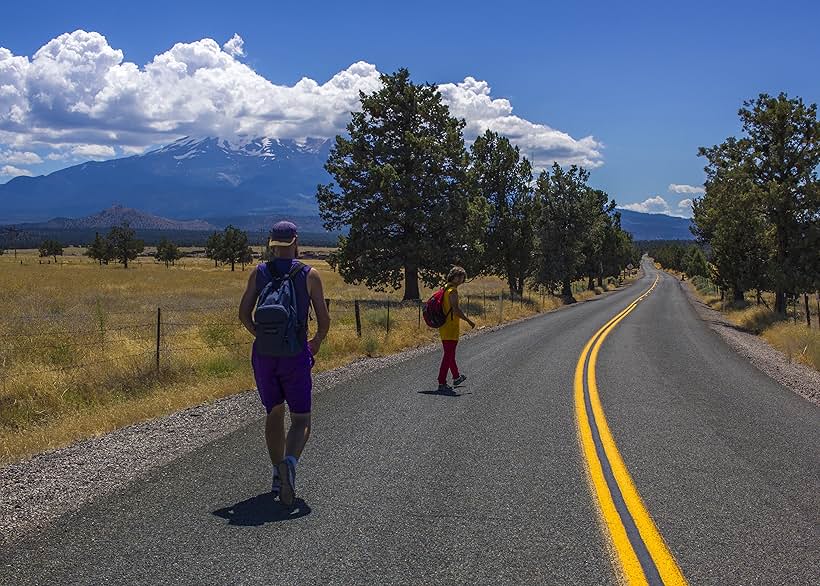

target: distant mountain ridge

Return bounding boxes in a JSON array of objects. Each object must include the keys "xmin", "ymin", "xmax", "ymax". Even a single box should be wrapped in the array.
[
  {"xmin": 29, "ymin": 205, "xmax": 218, "ymax": 231},
  {"xmin": 0, "ymin": 136, "xmax": 333, "ymax": 223},
  {"xmin": 616, "ymin": 209, "xmax": 694, "ymax": 240},
  {"xmin": 0, "ymin": 134, "xmax": 695, "ymax": 240}
]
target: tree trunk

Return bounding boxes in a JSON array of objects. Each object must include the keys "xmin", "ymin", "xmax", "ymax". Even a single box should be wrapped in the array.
[
  {"xmin": 756, "ymin": 289, "xmax": 762, "ymax": 305},
  {"xmin": 775, "ymin": 289, "xmax": 786, "ymax": 315},
  {"xmin": 733, "ymin": 287, "xmax": 745, "ymax": 303},
  {"xmin": 123, "ymin": 258, "xmax": 128, "ymax": 269},
  {"xmin": 588, "ymin": 276, "xmax": 595, "ymax": 291},
  {"xmin": 805, "ymin": 293, "xmax": 811, "ymax": 328},
  {"xmin": 230, "ymin": 259, "xmax": 235, "ymax": 272},
  {"xmin": 403, "ymin": 264, "xmax": 420, "ymax": 301}
]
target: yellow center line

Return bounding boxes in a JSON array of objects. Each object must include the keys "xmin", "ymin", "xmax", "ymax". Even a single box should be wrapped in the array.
[{"xmin": 575, "ymin": 275, "xmax": 688, "ymax": 585}]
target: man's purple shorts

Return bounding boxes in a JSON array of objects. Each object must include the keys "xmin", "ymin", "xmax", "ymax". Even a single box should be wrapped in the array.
[{"xmin": 251, "ymin": 343, "xmax": 313, "ymax": 414}]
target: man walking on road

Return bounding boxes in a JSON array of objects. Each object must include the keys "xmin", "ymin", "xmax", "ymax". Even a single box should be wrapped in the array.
[
  {"xmin": 438, "ymin": 266, "xmax": 475, "ymax": 392},
  {"xmin": 239, "ymin": 221, "xmax": 330, "ymax": 506}
]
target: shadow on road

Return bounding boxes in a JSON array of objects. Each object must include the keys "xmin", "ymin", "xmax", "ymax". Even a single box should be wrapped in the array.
[
  {"xmin": 213, "ymin": 493, "xmax": 311, "ymax": 526},
  {"xmin": 417, "ymin": 388, "xmax": 470, "ymax": 397}
]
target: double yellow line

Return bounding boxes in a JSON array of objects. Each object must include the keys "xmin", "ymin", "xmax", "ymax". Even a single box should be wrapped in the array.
[{"xmin": 574, "ymin": 275, "xmax": 688, "ymax": 585}]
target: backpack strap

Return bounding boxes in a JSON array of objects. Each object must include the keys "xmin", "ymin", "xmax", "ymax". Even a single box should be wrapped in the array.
[{"xmin": 286, "ymin": 261, "xmax": 306, "ymax": 281}]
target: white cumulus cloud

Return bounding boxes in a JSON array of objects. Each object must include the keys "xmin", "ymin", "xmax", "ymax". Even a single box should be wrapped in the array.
[
  {"xmin": 222, "ymin": 34, "xmax": 245, "ymax": 58},
  {"xmin": 621, "ymin": 196, "xmax": 671, "ymax": 214},
  {"xmin": 0, "ymin": 149, "xmax": 42, "ymax": 165},
  {"xmin": 71, "ymin": 144, "xmax": 116, "ymax": 158},
  {"xmin": 0, "ymin": 164, "xmax": 33, "ymax": 178},
  {"xmin": 0, "ymin": 30, "xmax": 604, "ymax": 170},
  {"xmin": 677, "ymin": 198, "xmax": 693, "ymax": 209},
  {"xmin": 668, "ymin": 183, "xmax": 705, "ymax": 194},
  {"xmin": 438, "ymin": 77, "xmax": 603, "ymax": 169}
]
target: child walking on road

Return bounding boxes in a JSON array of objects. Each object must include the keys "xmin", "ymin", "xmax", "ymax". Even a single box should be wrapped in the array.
[
  {"xmin": 239, "ymin": 221, "xmax": 331, "ymax": 506},
  {"xmin": 438, "ymin": 266, "xmax": 475, "ymax": 392}
]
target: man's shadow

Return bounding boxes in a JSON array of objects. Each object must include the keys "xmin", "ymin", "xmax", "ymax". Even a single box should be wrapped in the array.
[{"xmin": 213, "ymin": 493, "xmax": 311, "ymax": 526}]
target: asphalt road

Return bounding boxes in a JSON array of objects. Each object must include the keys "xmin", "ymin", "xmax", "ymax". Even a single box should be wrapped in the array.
[{"xmin": 2, "ymin": 261, "xmax": 818, "ymax": 585}]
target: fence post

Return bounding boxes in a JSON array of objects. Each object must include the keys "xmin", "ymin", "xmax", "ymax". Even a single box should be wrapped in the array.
[
  {"xmin": 354, "ymin": 300, "xmax": 362, "ymax": 337},
  {"xmin": 386, "ymin": 299, "xmax": 390, "ymax": 334},
  {"xmin": 482, "ymin": 290, "xmax": 486, "ymax": 316},
  {"xmin": 499, "ymin": 291, "xmax": 503, "ymax": 324},
  {"xmin": 805, "ymin": 293, "xmax": 811, "ymax": 329},
  {"xmin": 155, "ymin": 307, "xmax": 161, "ymax": 373}
]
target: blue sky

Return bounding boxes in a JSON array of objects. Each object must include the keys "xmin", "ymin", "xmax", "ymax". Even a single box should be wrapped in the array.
[{"xmin": 1, "ymin": 0, "xmax": 818, "ymax": 216}]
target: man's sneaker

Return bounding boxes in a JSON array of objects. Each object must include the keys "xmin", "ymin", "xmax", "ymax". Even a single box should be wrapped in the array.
[
  {"xmin": 271, "ymin": 469, "xmax": 281, "ymax": 499},
  {"xmin": 437, "ymin": 383, "xmax": 454, "ymax": 392},
  {"xmin": 277, "ymin": 459, "xmax": 297, "ymax": 506},
  {"xmin": 453, "ymin": 374, "xmax": 467, "ymax": 387}
]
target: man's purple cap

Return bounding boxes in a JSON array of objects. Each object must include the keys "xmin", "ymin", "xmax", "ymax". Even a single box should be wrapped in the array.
[{"xmin": 269, "ymin": 220, "xmax": 298, "ymax": 247}]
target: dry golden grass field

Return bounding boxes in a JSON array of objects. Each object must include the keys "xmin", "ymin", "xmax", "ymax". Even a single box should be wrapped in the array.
[
  {"xmin": 685, "ymin": 274, "xmax": 820, "ymax": 371},
  {"xmin": 0, "ymin": 247, "xmax": 624, "ymax": 464}
]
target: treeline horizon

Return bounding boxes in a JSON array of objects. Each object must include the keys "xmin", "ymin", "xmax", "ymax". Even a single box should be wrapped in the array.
[
  {"xmin": 317, "ymin": 69, "xmax": 641, "ymax": 300},
  {"xmin": 650, "ymin": 93, "xmax": 819, "ymax": 316}
]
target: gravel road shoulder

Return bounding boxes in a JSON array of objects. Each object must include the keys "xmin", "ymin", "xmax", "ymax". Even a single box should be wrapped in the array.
[{"xmin": 679, "ymin": 278, "xmax": 820, "ymax": 406}]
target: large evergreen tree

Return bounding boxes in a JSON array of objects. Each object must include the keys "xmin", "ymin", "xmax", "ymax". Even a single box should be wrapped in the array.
[
  {"xmin": 85, "ymin": 232, "xmax": 113, "ymax": 265},
  {"xmin": 737, "ymin": 93, "xmax": 819, "ymax": 313},
  {"xmin": 535, "ymin": 164, "xmax": 606, "ymax": 298},
  {"xmin": 205, "ymin": 232, "xmax": 224, "ymax": 268},
  {"xmin": 317, "ymin": 69, "xmax": 482, "ymax": 300},
  {"xmin": 107, "ymin": 224, "xmax": 144, "ymax": 269},
  {"xmin": 469, "ymin": 130, "xmax": 538, "ymax": 296},
  {"xmin": 155, "ymin": 237, "xmax": 182, "ymax": 268},
  {"xmin": 38, "ymin": 239, "xmax": 63, "ymax": 263},
  {"xmin": 694, "ymin": 137, "xmax": 770, "ymax": 301},
  {"xmin": 220, "ymin": 225, "xmax": 250, "ymax": 272}
]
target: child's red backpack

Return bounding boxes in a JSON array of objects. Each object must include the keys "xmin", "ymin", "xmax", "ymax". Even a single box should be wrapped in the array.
[{"xmin": 423, "ymin": 288, "xmax": 452, "ymax": 328}]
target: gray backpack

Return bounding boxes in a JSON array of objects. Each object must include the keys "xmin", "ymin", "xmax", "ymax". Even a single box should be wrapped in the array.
[{"xmin": 254, "ymin": 261, "xmax": 307, "ymax": 357}]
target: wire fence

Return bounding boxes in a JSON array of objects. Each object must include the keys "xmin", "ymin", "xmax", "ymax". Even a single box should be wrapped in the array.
[
  {"xmin": 688, "ymin": 275, "xmax": 820, "ymax": 329},
  {"xmin": 0, "ymin": 271, "xmax": 640, "ymax": 388},
  {"xmin": 0, "ymin": 288, "xmax": 563, "ymax": 384}
]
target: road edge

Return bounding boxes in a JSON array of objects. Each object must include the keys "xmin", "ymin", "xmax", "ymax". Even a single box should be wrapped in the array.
[{"xmin": 675, "ymin": 275, "xmax": 819, "ymax": 406}]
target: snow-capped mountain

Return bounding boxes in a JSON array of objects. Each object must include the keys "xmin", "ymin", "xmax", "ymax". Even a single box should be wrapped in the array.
[{"xmin": 0, "ymin": 137, "xmax": 333, "ymax": 223}]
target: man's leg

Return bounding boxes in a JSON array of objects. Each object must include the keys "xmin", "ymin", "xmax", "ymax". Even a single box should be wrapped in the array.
[
  {"xmin": 265, "ymin": 403, "xmax": 287, "ymax": 466},
  {"xmin": 286, "ymin": 412, "xmax": 311, "ymax": 459},
  {"xmin": 277, "ymin": 349, "xmax": 313, "ymax": 505}
]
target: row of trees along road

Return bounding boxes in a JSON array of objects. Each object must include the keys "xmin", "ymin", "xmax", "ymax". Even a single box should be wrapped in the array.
[
  {"xmin": 644, "ymin": 241, "xmax": 709, "ymax": 279},
  {"xmin": 318, "ymin": 69, "xmax": 639, "ymax": 301},
  {"xmin": 693, "ymin": 93, "xmax": 819, "ymax": 314}
]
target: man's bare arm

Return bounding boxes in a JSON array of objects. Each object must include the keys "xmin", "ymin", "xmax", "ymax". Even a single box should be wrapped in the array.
[
  {"xmin": 307, "ymin": 268, "xmax": 331, "ymax": 354},
  {"xmin": 238, "ymin": 267, "xmax": 258, "ymax": 337}
]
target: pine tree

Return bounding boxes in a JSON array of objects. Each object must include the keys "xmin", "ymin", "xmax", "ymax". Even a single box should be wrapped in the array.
[
  {"xmin": 535, "ymin": 164, "xmax": 603, "ymax": 298},
  {"xmin": 107, "ymin": 223, "xmax": 144, "ymax": 269},
  {"xmin": 220, "ymin": 225, "xmax": 250, "ymax": 272},
  {"xmin": 155, "ymin": 237, "xmax": 182, "ymax": 268},
  {"xmin": 205, "ymin": 232, "xmax": 225, "ymax": 268},
  {"xmin": 469, "ymin": 130, "xmax": 538, "ymax": 296},
  {"xmin": 38, "ymin": 239, "xmax": 63, "ymax": 263},
  {"xmin": 317, "ymin": 68, "xmax": 483, "ymax": 300}
]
